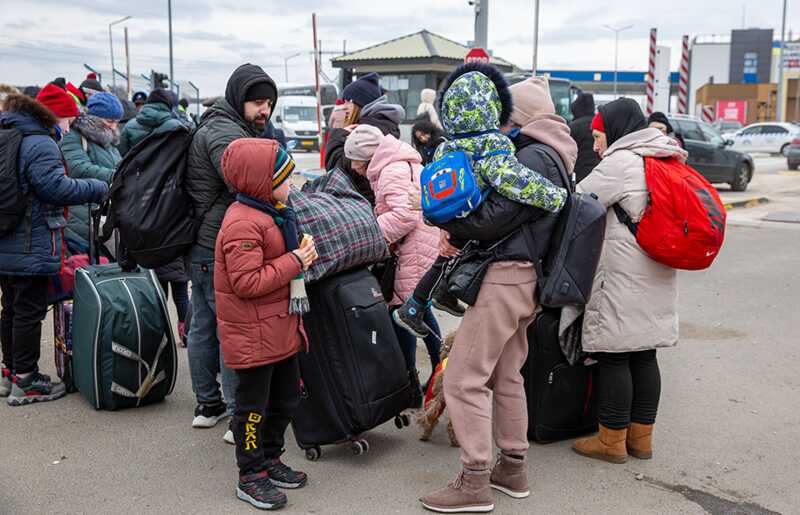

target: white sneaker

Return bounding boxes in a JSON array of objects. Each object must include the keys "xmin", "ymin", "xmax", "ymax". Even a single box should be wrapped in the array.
[
  {"xmin": 192, "ymin": 403, "xmax": 229, "ymax": 428},
  {"xmin": 224, "ymin": 429, "xmax": 235, "ymax": 445}
]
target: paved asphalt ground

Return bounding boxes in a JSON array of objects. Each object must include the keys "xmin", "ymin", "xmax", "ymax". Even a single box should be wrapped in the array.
[{"xmin": 1, "ymin": 156, "xmax": 798, "ymax": 514}]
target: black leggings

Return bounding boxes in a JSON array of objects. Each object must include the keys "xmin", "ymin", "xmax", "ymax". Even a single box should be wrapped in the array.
[
  {"xmin": 411, "ymin": 256, "xmax": 448, "ymax": 305},
  {"xmin": 159, "ymin": 280, "xmax": 190, "ymax": 322},
  {"xmin": 594, "ymin": 350, "xmax": 661, "ymax": 430}
]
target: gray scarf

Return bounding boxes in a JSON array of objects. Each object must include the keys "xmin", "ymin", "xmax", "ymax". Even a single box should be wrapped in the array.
[{"xmin": 73, "ymin": 113, "xmax": 119, "ymax": 147}]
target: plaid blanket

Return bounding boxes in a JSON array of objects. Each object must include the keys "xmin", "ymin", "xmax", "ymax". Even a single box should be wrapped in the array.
[{"xmin": 292, "ymin": 168, "xmax": 389, "ymax": 283}]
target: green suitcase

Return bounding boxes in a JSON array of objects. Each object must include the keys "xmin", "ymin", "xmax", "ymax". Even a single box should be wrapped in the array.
[{"xmin": 71, "ymin": 264, "xmax": 178, "ymax": 410}]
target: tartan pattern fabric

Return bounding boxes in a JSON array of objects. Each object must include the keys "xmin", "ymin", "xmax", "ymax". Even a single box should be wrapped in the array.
[{"xmin": 292, "ymin": 168, "xmax": 389, "ymax": 283}]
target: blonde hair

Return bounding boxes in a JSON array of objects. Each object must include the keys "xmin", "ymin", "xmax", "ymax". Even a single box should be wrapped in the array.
[{"xmin": 344, "ymin": 105, "xmax": 361, "ymax": 126}]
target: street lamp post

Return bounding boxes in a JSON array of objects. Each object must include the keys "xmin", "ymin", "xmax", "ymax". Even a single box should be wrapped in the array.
[
  {"xmin": 284, "ymin": 52, "xmax": 304, "ymax": 82},
  {"xmin": 775, "ymin": 0, "xmax": 787, "ymax": 121},
  {"xmin": 532, "ymin": 0, "xmax": 540, "ymax": 74},
  {"xmin": 168, "ymin": 0, "xmax": 174, "ymax": 91},
  {"xmin": 603, "ymin": 24, "xmax": 634, "ymax": 98},
  {"xmin": 108, "ymin": 15, "xmax": 132, "ymax": 93}
]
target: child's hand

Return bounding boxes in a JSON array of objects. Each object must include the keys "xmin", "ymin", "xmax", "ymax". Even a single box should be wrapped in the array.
[
  {"xmin": 439, "ymin": 231, "xmax": 459, "ymax": 258},
  {"xmin": 408, "ymin": 184, "xmax": 422, "ymax": 211},
  {"xmin": 293, "ymin": 243, "xmax": 318, "ymax": 270}
]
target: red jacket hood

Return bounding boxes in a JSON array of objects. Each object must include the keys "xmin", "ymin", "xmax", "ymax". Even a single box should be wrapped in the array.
[{"xmin": 221, "ymin": 138, "xmax": 278, "ymax": 203}]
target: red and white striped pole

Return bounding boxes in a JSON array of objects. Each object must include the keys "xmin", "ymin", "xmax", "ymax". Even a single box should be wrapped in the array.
[
  {"xmin": 701, "ymin": 105, "xmax": 714, "ymax": 124},
  {"xmin": 645, "ymin": 28, "xmax": 657, "ymax": 115},
  {"xmin": 678, "ymin": 35, "xmax": 690, "ymax": 114}
]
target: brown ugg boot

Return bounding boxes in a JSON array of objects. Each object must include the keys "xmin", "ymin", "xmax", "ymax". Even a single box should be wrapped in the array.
[
  {"xmin": 572, "ymin": 425, "xmax": 628, "ymax": 464},
  {"xmin": 626, "ymin": 422, "xmax": 654, "ymax": 459}
]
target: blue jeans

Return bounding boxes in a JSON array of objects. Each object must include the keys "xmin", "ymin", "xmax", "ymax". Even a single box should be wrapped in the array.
[
  {"xmin": 393, "ymin": 306, "xmax": 442, "ymax": 372},
  {"xmin": 187, "ymin": 248, "xmax": 238, "ymax": 414}
]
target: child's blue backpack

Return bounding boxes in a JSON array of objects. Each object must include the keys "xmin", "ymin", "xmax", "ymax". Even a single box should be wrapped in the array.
[{"xmin": 420, "ymin": 150, "xmax": 507, "ymax": 224}]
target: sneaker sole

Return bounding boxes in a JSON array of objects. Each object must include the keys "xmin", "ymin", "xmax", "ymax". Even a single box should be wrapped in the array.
[
  {"xmin": 236, "ymin": 487, "xmax": 287, "ymax": 510},
  {"xmin": 270, "ymin": 478, "xmax": 307, "ymax": 490},
  {"xmin": 391, "ymin": 310, "xmax": 429, "ymax": 338},
  {"xmin": 420, "ymin": 501, "xmax": 494, "ymax": 513},
  {"xmin": 432, "ymin": 301, "xmax": 465, "ymax": 318},
  {"xmin": 192, "ymin": 412, "xmax": 230, "ymax": 428},
  {"xmin": 7, "ymin": 390, "xmax": 66, "ymax": 406},
  {"xmin": 490, "ymin": 483, "xmax": 530, "ymax": 499}
]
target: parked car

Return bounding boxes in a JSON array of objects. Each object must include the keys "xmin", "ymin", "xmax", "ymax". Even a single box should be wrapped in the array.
[
  {"xmin": 714, "ymin": 119, "xmax": 743, "ymax": 137},
  {"xmin": 668, "ymin": 114, "xmax": 755, "ymax": 191},
  {"xmin": 787, "ymin": 137, "xmax": 800, "ymax": 170},
  {"xmin": 727, "ymin": 122, "xmax": 800, "ymax": 156}
]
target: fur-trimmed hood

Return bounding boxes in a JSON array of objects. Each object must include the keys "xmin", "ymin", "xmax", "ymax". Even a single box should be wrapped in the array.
[
  {"xmin": 1, "ymin": 93, "xmax": 57, "ymax": 130},
  {"xmin": 436, "ymin": 62, "xmax": 512, "ymax": 136}
]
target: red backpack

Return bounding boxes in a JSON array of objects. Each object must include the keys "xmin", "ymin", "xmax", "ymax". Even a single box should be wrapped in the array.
[{"xmin": 612, "ymin": 157, "xmax": 726, "ymax": 270}]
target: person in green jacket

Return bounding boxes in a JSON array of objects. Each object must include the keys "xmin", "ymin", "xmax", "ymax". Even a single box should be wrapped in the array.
[
  {"xmin": 118, "ymin": 89, "xmax": 184, "ymax": 155},
  {"xmin": 60, "ymin": 92, "xmax": 123, "ymax": 255},
  {"xmin": 118, "ymin": 88, "xmax": 191, "ymax": 347}
]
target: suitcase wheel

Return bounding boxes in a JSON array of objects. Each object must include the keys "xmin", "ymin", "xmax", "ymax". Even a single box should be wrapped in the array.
[
  {"xmin": 305, "ymin": 446, "xmax": 321, "ymax": 462},
  {"xmin": 394, "ymin": 414, "xmax": 411, "ymax": 429},
  {"xmin": 350, "ymin": 439, "xmax": 369, "ymax": 456}
]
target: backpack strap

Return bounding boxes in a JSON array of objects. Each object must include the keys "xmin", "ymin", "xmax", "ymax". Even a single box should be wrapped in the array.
[
  {"xmin": 612, "ymin": 204, "xmax": 638, "ymax": 236},
  {"xmin": 529, "ymin": 143, "xmax": 574, "ymax": 193},
  {"xmin": 472, "ymin": 149, "xmax": 511, "ymax": 161},
  {"xmin": 450, "ymin": 128, "xmax": 501, "ymax": 139}
]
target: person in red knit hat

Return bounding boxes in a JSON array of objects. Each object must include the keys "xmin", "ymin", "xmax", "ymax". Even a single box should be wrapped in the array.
[
  {"xmin": 591, "ymin": 110, "xmax": 607, "ymax": 158},
  {"xmin": 35, "ymin": 83, "xmax": 79, "ymax": 136}
]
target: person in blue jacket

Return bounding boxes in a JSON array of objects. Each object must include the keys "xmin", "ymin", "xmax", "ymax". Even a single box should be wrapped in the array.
[{"xmin": 0, "ymin": 87, "xmax": 108, "ymax": 406}]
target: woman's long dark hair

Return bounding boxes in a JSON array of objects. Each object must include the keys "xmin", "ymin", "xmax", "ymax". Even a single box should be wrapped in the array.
[{"xmin": 411, "ymin": 116, "xmax": 444, "ymax": 154}]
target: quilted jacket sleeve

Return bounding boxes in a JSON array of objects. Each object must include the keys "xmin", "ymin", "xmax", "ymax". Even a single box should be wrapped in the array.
[
  {"xmin": 220, "ymin": 219, "xmax": 303, "ymax": 299},
  {"xmin": 60, "ymin": 131, "xmax": 115, "ymax": 183},
  {"xmin": 375, "ymin": 162, "xmax": 417, "ymax": 245},
  {"xmin": 25, "ymin": 138, "xmax": 107, "ymax": 207}
]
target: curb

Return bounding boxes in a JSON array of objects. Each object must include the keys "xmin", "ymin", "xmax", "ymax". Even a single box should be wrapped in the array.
[{"xmin": 723, "ymin": 197, "xmax": 769, "ymax": 210}]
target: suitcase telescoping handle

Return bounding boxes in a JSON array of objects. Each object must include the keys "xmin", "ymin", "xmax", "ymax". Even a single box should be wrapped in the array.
[{"xmin": 89, "ymin": 204, "xmax": 99, "ymax": 265}]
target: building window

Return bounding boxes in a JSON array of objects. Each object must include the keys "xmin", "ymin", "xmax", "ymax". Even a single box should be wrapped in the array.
[{"xmin": 377, "ymin": 74, "xmax": 428, "ymax": 122}]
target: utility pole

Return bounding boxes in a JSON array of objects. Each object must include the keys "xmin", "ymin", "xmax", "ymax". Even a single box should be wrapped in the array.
[
  {"xmin": 124, "ymin": 26, "xmax": 131, "ymax": 99},
  {"xmin": 775, "ymin": 0, "xmax": 787, "ymax": 121},
  {"xmin": 603, "ymin": 24, "xmax": 634, "ymax": 99},
  {"xmin": 471, "ymin": 0, "xmax": 489, "ymax": 49},
  {"xmin": 168, "ymin": 0, "xmax": 175, "ymax": 92},
  {"xmin": 108, "ymin": 16, "xmax": 132, "ymax": 93},
  {"xmin": 532, "ymin": 0, "xmax": 539, "ymax": 74}
]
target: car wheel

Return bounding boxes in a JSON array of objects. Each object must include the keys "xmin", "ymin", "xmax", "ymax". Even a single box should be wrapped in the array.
[
  {"xmin": 729, "ymin": 162, "xmax": 751, "ymax": 192},
  {"xmin": 780, "ymin": 143, "xmax": 790, "ymax": 157}
]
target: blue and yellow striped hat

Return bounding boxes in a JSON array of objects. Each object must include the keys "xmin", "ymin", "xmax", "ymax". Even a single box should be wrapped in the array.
[{"xmin": 272, "ymin": 146, "xmax": 296, "ymax": 190}]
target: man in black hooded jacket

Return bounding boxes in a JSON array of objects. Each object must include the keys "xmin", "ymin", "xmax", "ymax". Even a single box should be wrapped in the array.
[
  {"xmin": 185, "ymin": 63, "xmax": 277, "ymax": 440},
  {"xmin": 568, "ymin": 92, "xmax": 601, "ymax": 183}
]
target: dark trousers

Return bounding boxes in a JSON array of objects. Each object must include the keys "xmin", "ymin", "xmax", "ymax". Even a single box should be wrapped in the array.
[
  {"xmin": 0, "ymin": 275, "xmax": 50, "ymax": 374},
  {"xmin": 594, "ymin": 350, "xmax": 661, "ymax": 430},
  {"xmin": 233, "ymin": 355, "xmax": 301, "ymax": 475},
  {"xmin": 411, "ymin": 256, "xmax": 448, "ymax": 305},
  {"xmin": 159, "ymin": 280, "xmax": 190, "ymax": 322},
  {"xmin": 393, "ymin": 307, "xmax": 442, "ymax": 373}
]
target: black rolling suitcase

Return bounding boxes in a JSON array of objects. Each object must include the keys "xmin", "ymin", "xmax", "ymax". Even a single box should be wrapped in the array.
[
  {"xmin": 522, "ymin": 308, "xmax": 598, "ymax": 443},
  {"xmin": 291, "ymin": 268, "xmax": 414, "ymax": 461}
]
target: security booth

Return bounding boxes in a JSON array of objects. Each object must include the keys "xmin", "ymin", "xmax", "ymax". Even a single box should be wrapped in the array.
[{"xmin": 332, "ymin": 30, "xmax": 515, "ymax": 123}]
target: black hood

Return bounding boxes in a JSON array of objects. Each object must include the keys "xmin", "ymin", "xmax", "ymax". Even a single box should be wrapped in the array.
[
  {"xmin": 647, "ymin": 111, "xmax": 674, "ymax": 135},
  {"xmin": 598, "ymin": 97, "xmax": 646, "ymax": 147},
  {"xmin": 570, "ymin": 92, "xmax": 595, "ymax": 119},
  {"xmin": 224, "ymin": 63, "xmax": 277, "ymax": 120}
]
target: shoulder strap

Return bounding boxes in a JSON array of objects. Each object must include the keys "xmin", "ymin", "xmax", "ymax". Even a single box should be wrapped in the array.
[
  {"xmin": 450, "ymin": 128, "xmax": 501, "ymax": 139},
  {"xmin": 472, "ymin": 149, "xmax": 511, "ymax": 161},
  {"xmin": 530, "ymin": 143, "xmax": 574, "ymax": 194},
  {"xmin": 612, "ymin": 204, "xmax": 638, "ymax": 236},
  {"xmin": 81, "ymin": 135, "xmax": 88, "ymax": 152}
]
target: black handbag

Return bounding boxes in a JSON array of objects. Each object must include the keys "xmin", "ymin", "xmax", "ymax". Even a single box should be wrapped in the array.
[{"xmin": 446, "ymin": 230, "xmax": 518, "ymax": 306}]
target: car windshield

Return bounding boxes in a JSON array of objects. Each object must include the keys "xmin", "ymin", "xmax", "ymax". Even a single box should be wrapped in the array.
[{"xmin": 283, "ymin": 106, "xmax": 317, "ymax": 122}]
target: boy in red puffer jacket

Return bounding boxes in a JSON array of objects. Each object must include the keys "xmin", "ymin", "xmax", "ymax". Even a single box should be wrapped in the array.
[{"xmin": 215, "ymin": 138, "xmax": 318, "ymax": 511}]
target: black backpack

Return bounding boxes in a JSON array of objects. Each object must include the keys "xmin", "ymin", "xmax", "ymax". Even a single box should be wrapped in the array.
[
  {"xmin": 102, "ymin": 125, "xmax": 198, "ymax": 269},
  {"xmin": 532, "ymin": 144, "xmax": 606, "ymax": 307},
  {"xmin": 0, "ymin": 124, "xmax": 27, "ymax": 237}
]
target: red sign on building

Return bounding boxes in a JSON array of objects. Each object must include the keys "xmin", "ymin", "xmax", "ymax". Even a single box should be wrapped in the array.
[
  {"xmin": 465, "ymin": 48, "xmax": 490, "ymax": 64},
  {"xmin": 715, "ymin": 100, "xmax": 748, "ymax": 125}
]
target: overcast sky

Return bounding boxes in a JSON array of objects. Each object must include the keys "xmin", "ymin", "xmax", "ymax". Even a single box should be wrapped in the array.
[{"xmin": 1, "ymin": 0, "xmax": 797, "ymax": 96}]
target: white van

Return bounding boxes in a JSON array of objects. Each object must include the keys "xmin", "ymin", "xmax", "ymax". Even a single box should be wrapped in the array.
[{"xmin": 272, "ymin": 95, "xmax": 321, "ymax": 152}]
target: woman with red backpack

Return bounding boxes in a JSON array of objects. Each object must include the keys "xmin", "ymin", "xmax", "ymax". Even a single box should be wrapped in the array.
[{"xmin": 572, "ymin": 98, "xmax": 687, "ymax": 464}]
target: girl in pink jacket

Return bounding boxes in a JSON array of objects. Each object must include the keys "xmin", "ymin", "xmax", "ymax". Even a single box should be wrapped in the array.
[{"xmin": 345, "ymin": 125, "xmax": 442, "ymax": 403}]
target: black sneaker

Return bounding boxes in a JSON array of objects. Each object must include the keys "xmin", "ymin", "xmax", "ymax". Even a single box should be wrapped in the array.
[
  {"xmin": 237, "ymin": 470, "xmax": 288, "ymax": 510},
  {"xmin": 432, "ymin": 280, "xmax": 466, "ymax": 317},
  {"xmin": 7, "ymin": 372, "xmax": 66, "ymax": 406},
  {"xmin": 392, "ymin": 300, "xmax": 430, "ymax": 338},
  {"xmin": 264, "ymin": 458, "xmax": 308, "ymax": 489},
  {"xmin": 192, "ymin": 402, "xmax": 229, "ymax": 428}
]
